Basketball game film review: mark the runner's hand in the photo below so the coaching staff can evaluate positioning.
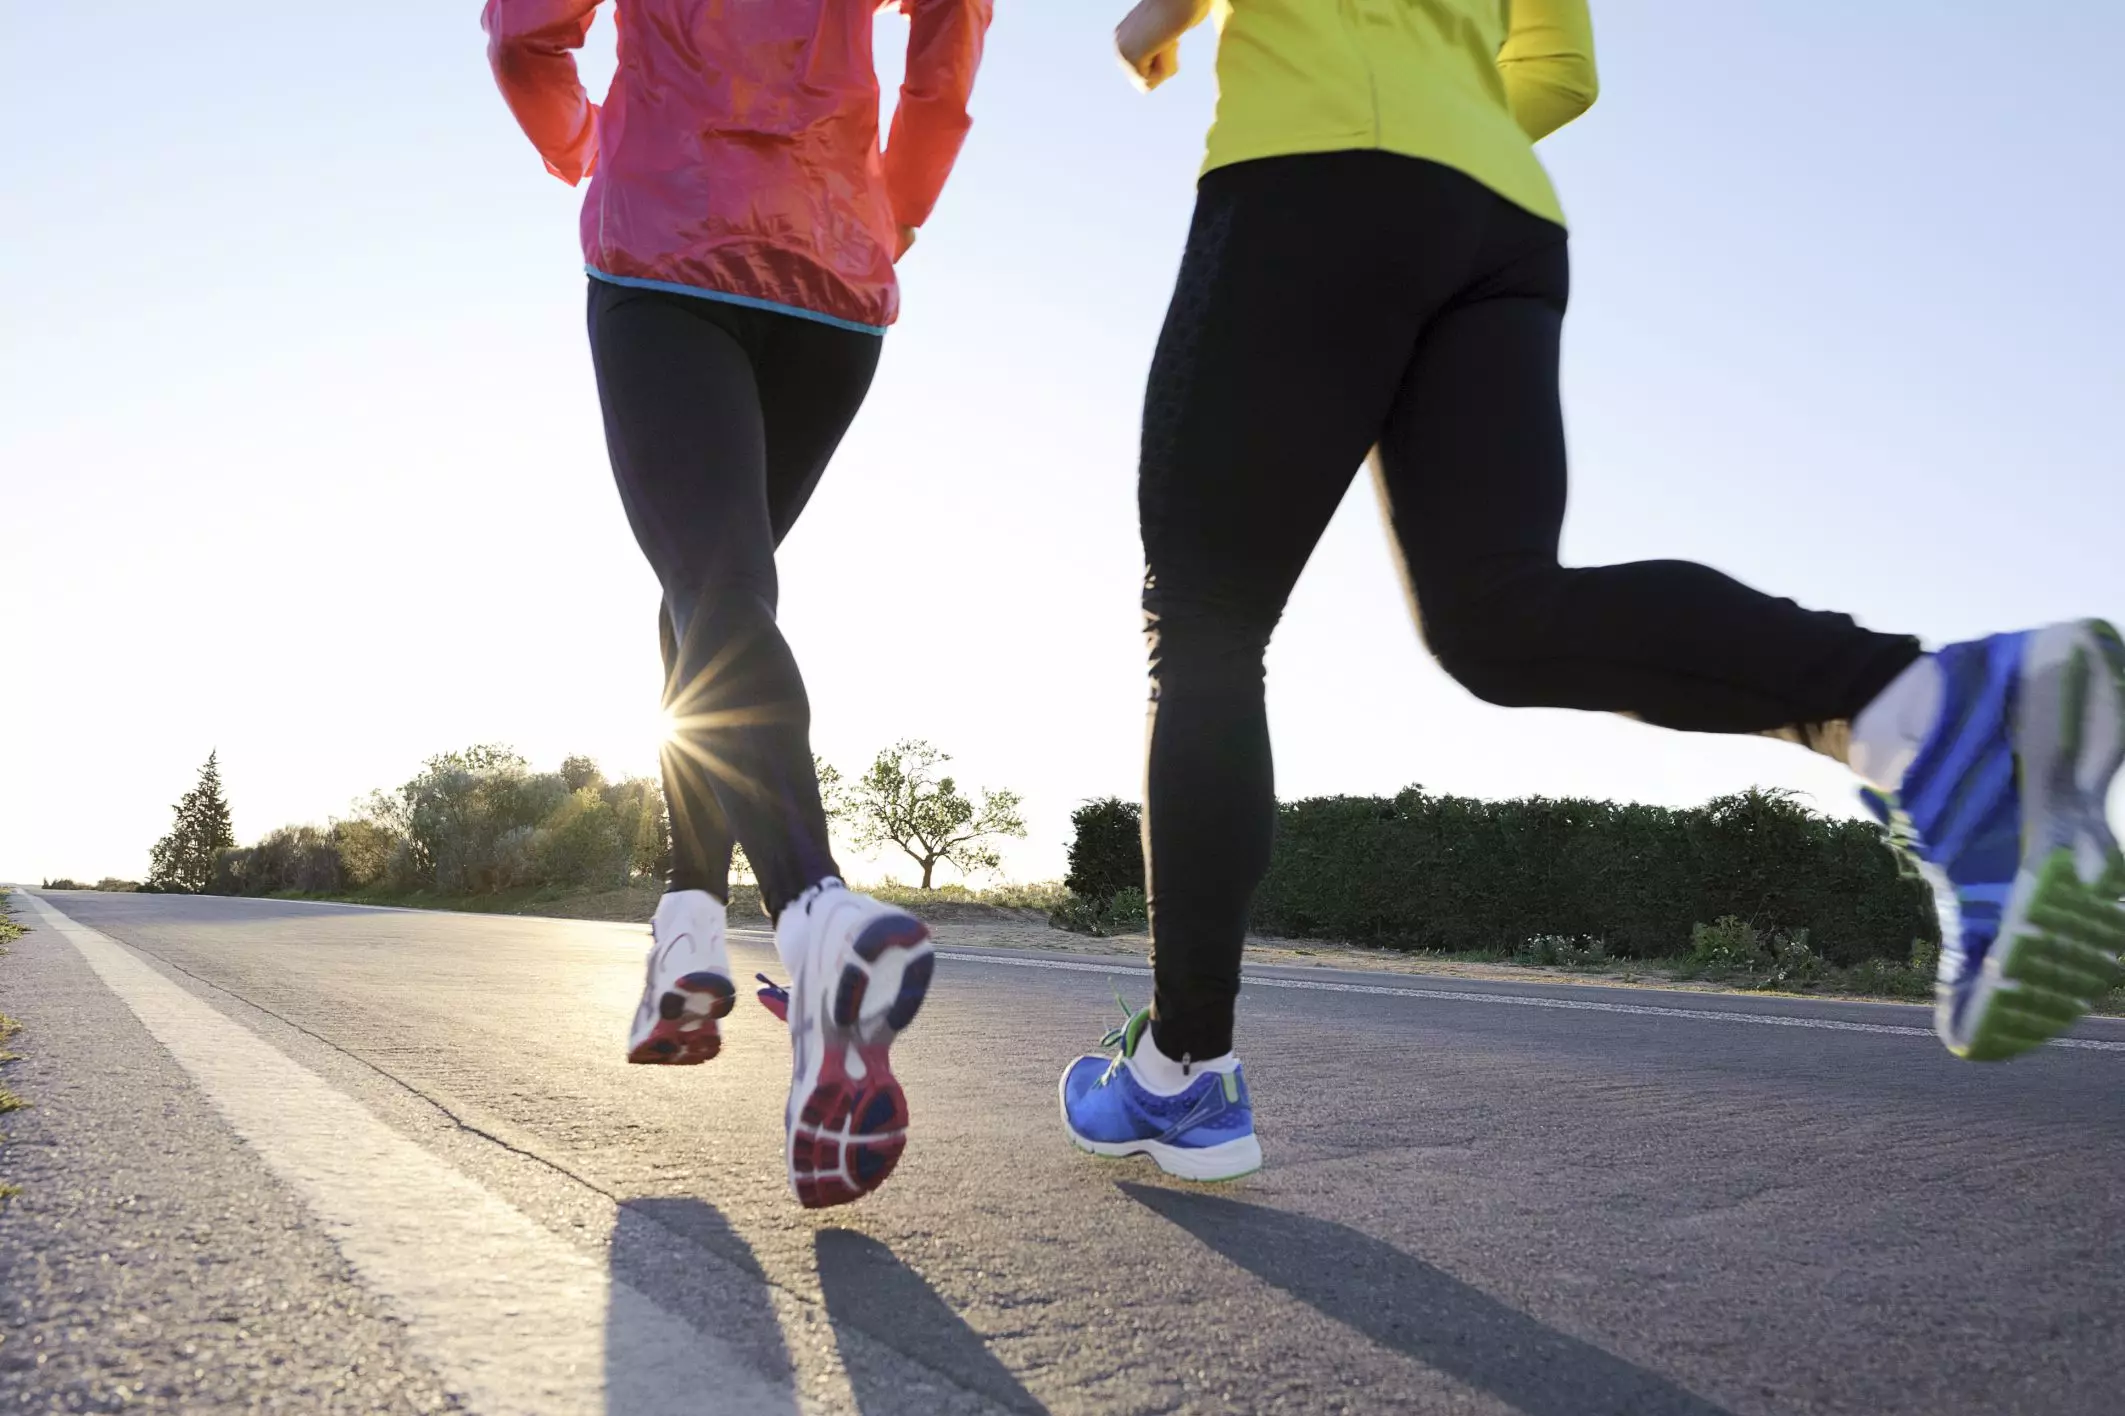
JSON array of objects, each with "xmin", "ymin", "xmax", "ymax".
[
  {"xmin": 895, "ymin": 225, "xmax": 919, "ymax": 262},
  {"xmin": 1116, "ymin": 0, "xmax": 1209, "ymax": 93},
  {"xmin": 1121, "ymin": 39, "xmax": 1181, "ymax": 92}
]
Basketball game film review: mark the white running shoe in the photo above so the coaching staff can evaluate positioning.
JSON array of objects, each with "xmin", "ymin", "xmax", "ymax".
[
  {"xmin": 626, "ymin": 889, "xmax": 736, "ymax": 1065},
  {"xmin": 773, "ymin": 880, "xmax": 934, "ymax": 1208}
]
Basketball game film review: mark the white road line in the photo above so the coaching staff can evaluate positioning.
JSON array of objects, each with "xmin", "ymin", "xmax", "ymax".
[
  {"xmin": 22, "ymin": 893, "xmax": 798, "ymax": 1416},
  {"xmin": 929, "ymin": 949, "xmax": 2125, "ymax": 1054}
]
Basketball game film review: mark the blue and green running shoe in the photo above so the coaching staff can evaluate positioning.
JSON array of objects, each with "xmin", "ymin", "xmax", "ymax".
[
  {"xmin": 1865, "ymin": 620, "xmax": 2125, "ymax": 1061},
  {"xmin": 1059, "ymin": 1004, "xmax": 1262, "ymax": 1180}
]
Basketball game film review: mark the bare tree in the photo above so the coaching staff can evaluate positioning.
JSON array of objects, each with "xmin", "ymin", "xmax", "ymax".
[{"xmin": 847, "ymin": 740, "xmax": 1026, "ymax": 889}]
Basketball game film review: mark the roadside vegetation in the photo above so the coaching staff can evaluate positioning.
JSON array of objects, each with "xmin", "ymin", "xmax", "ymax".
[
  {"xmin": 99, "ymin": 750, "xmax": 2123, "ymax": 1013},
  {"xmin": 1, "ymin": 888, "xmax": 28, "ymax": 1208},
  {"xmin": 1349, "ymin": 923, "xmax": 1951, "ymax": 1004},
  {"xmin": 1047, "ymin": 790, "xmax": 2028, "ymax": 1008},
  {"xmin": 125, "ymin": 739, "xmax": 1032, "ymax": 917},
  {"xmin": 274, "ymin": 877, "xmax": 1069, "ymax": 927}
]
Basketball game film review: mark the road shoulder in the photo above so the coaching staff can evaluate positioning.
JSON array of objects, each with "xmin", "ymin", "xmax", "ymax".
[{"xmin": 0, "ymin": 899, "xmax": 462, "ymax": 1412}]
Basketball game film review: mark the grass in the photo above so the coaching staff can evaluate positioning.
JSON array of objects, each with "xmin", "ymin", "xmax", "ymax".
[
  {"xmin": 0, "ymin": 890, "xmax": 25, "ymax": 1208},
  {"xmin": 1387, "ymin": 941, "xmax": 1942, "ymax": 1002},
  {"xmin": 865, "ymin": 880, "xmax": 1068, "ymax": 914},
  {"xmin": 1352, "ymin": 938, "xmax": 2125, "ymax": 1013},
  {"xmin": 266, "ymin": 876, "xmax": 1069, "ymax": 927},
  {"xmin": 1, "ymin": 888, "xmax": 22, "ymax": 1062}
]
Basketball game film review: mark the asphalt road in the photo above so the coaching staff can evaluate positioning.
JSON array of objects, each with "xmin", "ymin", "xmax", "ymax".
[{"xmin": 3, "ymin": 890, "xmax": 2122, "ymax": 1415}]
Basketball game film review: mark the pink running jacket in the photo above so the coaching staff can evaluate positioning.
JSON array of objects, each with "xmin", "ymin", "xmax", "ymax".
[{"xmin": 484, "ymin": 1, "xmax": 991, "ymax": 332}]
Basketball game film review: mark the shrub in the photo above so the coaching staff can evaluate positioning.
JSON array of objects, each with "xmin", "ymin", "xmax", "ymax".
[
  {"xmin": 1064, "ymin": 798, "xmax": 1143, "ymax": 903},
  {"xmin": 1050, "ymin": 886, "xmax": 1148, "ymax": 938},
  {"xmin": 331, "ymin": 819, "xmax": 398, "ymax": 888},
  {"xmin": 208, "ymin": 848, "xmax": 251, "ymax": 895},
  {"xmin": 491, "ymin": 825, "xmax": 540, "ymax": 890},
  {"xmin": 384, "ymin": 835, "xmax": 426, "ymax": 893},
  {"xmin": 1909, "ymin": 935, "xmax": 1941, "ymax": 982},
  {"xmin": 211, "ymin": 826, "xmax": 345, "ymax": 897},
  {"xmin": 1690, "ymin": 917, "xmax": 1766, "ymax": 971},
  {"xmin": 604, "ymin": 776, "xmax": 670, "ymax": 883},
  {"xmin": 1522, "ymin": 934, "xmax": 1611, "ymax": 967},
  {"xmin": 1845, "ymin": 956, "xmax": 1931, "ymax": 999},
  {"xmin": 1762, "ymin": 930, "xmax": 1826, "ymax": 987},
  {"xmin": 533, "ymin": 788, "xmax": 631, "ymax": 889},
  {"xmin": 40, "ymin": 878, "xmax": 86, "ymax": 891}
]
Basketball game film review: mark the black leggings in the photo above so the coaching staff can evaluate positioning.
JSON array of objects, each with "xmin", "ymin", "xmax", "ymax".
[
  {"xmin": 587, "ymin": 279, "xmax": 881, "ymax": 916},
  {"xmin": 1140, "ymin": 153, "xmax": 1921, "ymax": 1060}
]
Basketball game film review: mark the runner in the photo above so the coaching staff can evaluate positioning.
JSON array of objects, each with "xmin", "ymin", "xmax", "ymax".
[
  {"xmin": 1061, "ymin": 0, "xmax": 2125, "ymax": 1181},
  {"xmin": 484, "ymin": 0, "xmax": 990, "ymax": 1208}
]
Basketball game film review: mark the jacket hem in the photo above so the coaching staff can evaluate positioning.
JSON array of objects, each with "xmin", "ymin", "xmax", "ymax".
[{"xmin": 583, "ymin": 267, "xmax": 889, "ymax": 336}]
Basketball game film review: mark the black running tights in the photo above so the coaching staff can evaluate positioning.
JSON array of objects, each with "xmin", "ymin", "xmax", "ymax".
[
  {"xmin": 1140, "ymin": 152, "xmax": 1921, "ymax": 1060},
  {"xmin": 587, "ymin": 278, "xmax": 880, "ymax": 917}
]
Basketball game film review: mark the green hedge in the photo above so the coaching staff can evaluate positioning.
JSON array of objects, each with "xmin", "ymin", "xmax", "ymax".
[
  {"xmin": 1250, "ymin": 787, "xmax": 1936, "ymax": 965},
  {"xmin": 1060, "ymin": 785, "xmax": 1939, "ymax": 964}
]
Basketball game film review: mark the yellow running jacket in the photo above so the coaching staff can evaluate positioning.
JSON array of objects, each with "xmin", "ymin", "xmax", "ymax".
[{"xmin": 1204, "ymin": 0, "xmax": 1597, "ymax": 225}]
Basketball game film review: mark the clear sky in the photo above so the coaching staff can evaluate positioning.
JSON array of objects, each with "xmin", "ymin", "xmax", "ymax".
[{"xmin": 5, "ymin": 3, "xmax": 2122, "ymax": 886}]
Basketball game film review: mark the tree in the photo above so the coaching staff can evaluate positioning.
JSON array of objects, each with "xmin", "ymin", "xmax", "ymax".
[
  {"xmin": 560, "ymin": 754, "xmax": 606, "ymax": 793},
  {"xmin": 814, "ymin": 756, "xmax": 849, "ymax": 826},
  {"xmin": 148, "ymin": 750, "xmax": 237, "ymax": 894},
  {"xmin": 388, "ymin": 744, "xmax": 545, "ymax": 892},
  {"xmin": 847, "ymin": 740, "xmax": 1026, "ymax": 889}
]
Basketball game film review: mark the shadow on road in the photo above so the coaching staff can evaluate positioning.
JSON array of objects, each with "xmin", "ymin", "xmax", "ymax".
[
  {"xmin": 606, "ymin": 1196, "xmax": 800, "ymax": 1413},
  {"xmin": 815, "ymin": 1228, "xmax": 1050, "ymax": 1415},
  {"xmin": 1120, "ymin": 1182, "xmax": 1733, "ymax": 1416}
]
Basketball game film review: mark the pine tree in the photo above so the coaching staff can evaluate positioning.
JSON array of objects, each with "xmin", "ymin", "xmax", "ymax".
[{"xmin": 148, "ymin": 751, "xmax": 237, "ymax": 894}]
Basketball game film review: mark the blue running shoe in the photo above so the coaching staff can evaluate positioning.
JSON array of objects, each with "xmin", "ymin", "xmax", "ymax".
[
  {"xmin": 1059, "ymin": 1004, "xmax": 1262, "ymax": 1181},
  {"xmin": 1865, "ymin": 620, "xmax": 2125, "ymax": 1061}
]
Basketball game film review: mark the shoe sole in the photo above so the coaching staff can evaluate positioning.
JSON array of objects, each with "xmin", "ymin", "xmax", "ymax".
[
  {"xmin": 626, "ymin": 972, "xmax": 736, "ymax": 1066},
  {"xmin": 1055, "ymin": 1069, "xmax": 1263, "ymax": 1182},
  {"xmin": 1064, "ymin": 1131, "xmax": 1264, "ymax": 1183},
  {"xmin": 1949, "ymin": 620, "xmax": 2125, "ymax": 1061},
  {"xmin": 786, "ymin": 913, "xmax": 934, "ymax": 1209}
]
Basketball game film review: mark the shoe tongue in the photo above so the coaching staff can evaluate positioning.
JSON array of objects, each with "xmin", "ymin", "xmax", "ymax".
[{"xmin": 1120, "ymin": 1007, "xmax": 1153, "ymax": 1058}]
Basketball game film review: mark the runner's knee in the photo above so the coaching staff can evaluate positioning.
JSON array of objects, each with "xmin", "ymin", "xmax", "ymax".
[
  {"xmin": 1143, "ymin": 590, "xmax": 1279, "ymax": 696},
  {"xmin": 1419, "ymin": 563, "xmax": 1573, "ymax": 707}
]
